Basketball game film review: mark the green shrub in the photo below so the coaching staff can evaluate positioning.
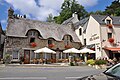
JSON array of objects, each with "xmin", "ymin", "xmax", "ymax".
[
  {"xmin": 4, "ymin": 54, "xmax": 11, "ymax": 64},
  {"xmin": 95, "ymin": 60, "xmax": 107, "ymax": 65},
  {"xmin": 70, "ymin": 62, "xmax": 74, "ymax": 66},
  {"xmin": 86, "ymin": 59, "xmax": 95, "ymax": 65}
]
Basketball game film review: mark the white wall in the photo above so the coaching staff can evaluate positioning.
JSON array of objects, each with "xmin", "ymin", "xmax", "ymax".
[
  {"xmin": 75, "ymin": 26, "xmax": 84, "ymax": 45},
  {"xmin": 86, "ymin": 16, "xmax": 102, "ymax": 59}
]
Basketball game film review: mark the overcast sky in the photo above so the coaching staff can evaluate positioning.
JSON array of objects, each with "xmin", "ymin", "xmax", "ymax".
[{"xmin": 0, "ymin": 0, "xmax": 113, "ymax": 30}]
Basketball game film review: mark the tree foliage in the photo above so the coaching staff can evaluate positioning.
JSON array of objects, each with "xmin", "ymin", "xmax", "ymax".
[
  {"xmin": 104, "ymin": 0, "xmax": 120, "ymax": 16},
  {"xmin": 46, "ymin": 13, "xmax": 54, "ymax": 22},
  {"xmin": 54, "ymin": 0, "xmax": 88, "ymax": 24}
]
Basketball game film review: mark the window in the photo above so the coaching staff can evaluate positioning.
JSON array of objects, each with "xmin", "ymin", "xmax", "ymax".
[
  {"xmin": 12, "ymin": 51, "xmax": 18, "ymax": 59},
  {"xmin": 30, "ymin": 51, "xmax": 35, "ymax": 60},
  {"xmin": 79, "ymin": 28, "xmax": 82, "ymax": 35},
  {"xmin": 48, "ymin": 39, "xmax": 52, "ymax": 44},
  {"xmin": 30, "ymin": 38, "xmax": 35, "ymax": 43},
  {"xmin": 106, "ymin": 20, "xmax": 111, "ymax": 24},
  {"xmin": 108, "ymin": 33, "xmax": 112, "ymax": 39},
  {"xmin": 84, "ymin": 39, "xmax": 86, "ymax": 45},
  {"xmin": 63, "ymin": 35, "xmax": 73, "ymax": 45}
]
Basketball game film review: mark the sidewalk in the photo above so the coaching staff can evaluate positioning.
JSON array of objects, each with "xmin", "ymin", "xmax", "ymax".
[{"xmin": 0, "ymin": 63, "xmax": 69, "ymax": 68}]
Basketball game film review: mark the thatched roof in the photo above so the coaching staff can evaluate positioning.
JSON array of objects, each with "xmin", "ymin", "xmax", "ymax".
[{"xmin": 6, "ymin": 18, "xmax": 80, "ymax": 42}]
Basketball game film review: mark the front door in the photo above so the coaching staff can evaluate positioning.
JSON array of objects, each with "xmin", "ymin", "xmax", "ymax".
[{"xmin": 24, "ymin": 50, "xmax": 30, "ymax": 64}]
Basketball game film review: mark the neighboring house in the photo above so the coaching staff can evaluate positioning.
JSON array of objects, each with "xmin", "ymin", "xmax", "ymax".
[
  {"xmin": 3, "ymin": 8, "xmax": 81, "ymax": 64},
  {"xmin": 85, "ymin": 15, "xmax": 120, "ymax": 60},
  {"xmin": 0, "ymin": 23, "xmax": 5, "ymax": 59},
  {"xmin": 63, "ymin": 13, "xmax": 120, "ymax": 60}
]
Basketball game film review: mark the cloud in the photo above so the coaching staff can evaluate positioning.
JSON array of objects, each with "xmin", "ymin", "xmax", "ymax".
[
  {"xmin": 78, "ymin": 0, "xmax": 98, "ymax": 7},
  {"xmin": 1, "ymin": 19, "xmax": 7, "ymax": 24},
  {"xmin": 4, "ymin": 0, "xmax": 98, "ymax": 21}
]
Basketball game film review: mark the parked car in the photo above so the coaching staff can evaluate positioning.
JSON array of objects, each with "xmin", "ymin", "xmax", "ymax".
[{"xmin": 77, "ymin": 63, "xmax": 120, "ymax": 80}]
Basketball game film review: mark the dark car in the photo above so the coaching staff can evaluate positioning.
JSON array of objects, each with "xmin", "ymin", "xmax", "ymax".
[{"xmin": 77, "ymin": 63, "xmax": 120, "ymax": 80}]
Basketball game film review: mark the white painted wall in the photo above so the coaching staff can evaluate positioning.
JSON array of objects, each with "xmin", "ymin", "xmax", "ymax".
[
  {"xmin": 86, "ymin": 16, "xmax": 102, "ymax": 59},
  {"xmin": 75, "ymin": 26, "xmax": 84, "ymax": 45}
]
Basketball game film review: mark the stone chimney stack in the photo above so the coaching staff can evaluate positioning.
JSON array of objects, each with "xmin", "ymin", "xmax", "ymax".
[
  {"xmin": 72, "ymin": 12, "xmax": 78, "ymax": 19},
  {"xmin": 8, "ymin": 7, "xmax": 14, "ymax": 19}
]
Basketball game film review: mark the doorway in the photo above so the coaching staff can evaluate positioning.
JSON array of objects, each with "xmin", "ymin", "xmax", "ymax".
[{"xmin": 24, "ymin": 50, "xmax": 30, "ymax": 64}]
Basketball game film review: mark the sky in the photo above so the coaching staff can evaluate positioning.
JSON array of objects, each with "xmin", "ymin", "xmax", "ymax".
[{"xmin": 0, "ymin": 0, "xmax": 113, "ymax": 30}]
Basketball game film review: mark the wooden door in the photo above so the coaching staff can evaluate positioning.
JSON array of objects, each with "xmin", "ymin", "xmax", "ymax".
[{"xmin": 24, "ymin": 50, "xmax": 30, "ymax": 64}]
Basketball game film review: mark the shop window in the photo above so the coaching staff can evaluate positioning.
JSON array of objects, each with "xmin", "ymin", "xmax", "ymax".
[{"xmin": 12, "ymin": 51, "xmax": 18, "ymax": 59}]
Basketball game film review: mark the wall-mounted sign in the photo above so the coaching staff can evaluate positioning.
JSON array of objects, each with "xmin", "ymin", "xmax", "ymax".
[{"xmin": 90, "ymin": 34, "xmax": 99, "ymax": 41}]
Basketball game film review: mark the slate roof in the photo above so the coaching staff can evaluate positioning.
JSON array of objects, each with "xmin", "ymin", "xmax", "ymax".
[
  {"xmin": 62, "ymin": 17, "xmax": 74, "ymax": 25},
  {"xmin": 6, "ymin": 18, "xmax": 80, "ymax": 42},
  {"xmin": 91, "ymin": 14, "xmax": 120, "ymax": 25}
]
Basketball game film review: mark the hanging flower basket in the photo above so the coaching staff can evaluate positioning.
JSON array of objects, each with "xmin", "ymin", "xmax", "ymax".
[
  {"xmin": 106, "ymin": 24, "xmax": 112, "ymax": 28},
  {"xmin": 108, "ymin": 38, "xmax": 114, "ymax": 43},
  {"xmin": 30, "ymin": 42, "xmax": 37, "ymax": 47},
  {"xmin": 48, "ymin": 44, "xmax": 54, "ymax": 48},
  {"xmin": 65, "ymin": 45, "xmax": 71, "ymax": 49}
]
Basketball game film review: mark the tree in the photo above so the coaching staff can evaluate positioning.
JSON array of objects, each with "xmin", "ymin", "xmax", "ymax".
[
  {"xmin": 54, "ymin": 0, "xmax": 88, "ymax": 24},
  {"xmin": 46, "ymin": 13, "xmax": 54, "ymax": 22},
  {"xmin": 104, "ymin": 0, "xmax": 120, "ymax": 16}
]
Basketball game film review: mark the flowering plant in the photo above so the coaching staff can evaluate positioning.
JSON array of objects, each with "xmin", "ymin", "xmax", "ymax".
[
  {"xmin": 65, "ymin": 45, "xmax": 71, "ymax": 49},
  {"xmin": 30, "ymin": 42, "xmax": 37, "ymax": 47},
  {"xmin": 48, "ymin": 44, "xmax": 54, "ymax": 48},
  {"xmin": 106, "ymin": 24, "xmax": 112, "ymax": 28},
  {"xmin": 108, "ymin": 38, "xmax": 114, "ymax": 43}
]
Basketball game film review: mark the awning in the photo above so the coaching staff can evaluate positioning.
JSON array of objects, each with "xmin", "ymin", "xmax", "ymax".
[{"xmin": 104, "ymin": 47, "xmax": 120, "ymax": 51}]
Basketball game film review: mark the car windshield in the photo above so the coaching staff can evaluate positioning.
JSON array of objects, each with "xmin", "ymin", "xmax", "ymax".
[{"xmin": 104, "ymin": 64, "xmax": 120, "ymax": 78}]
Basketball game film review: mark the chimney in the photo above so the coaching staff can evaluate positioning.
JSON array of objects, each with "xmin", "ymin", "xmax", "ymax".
[
  {"xmin": 8, "ymin": 7, "xmax": 14, "ymax": 19},
  {"xmin": 72, "ymin": 12, "xmax": 78, "ymax": 19}
]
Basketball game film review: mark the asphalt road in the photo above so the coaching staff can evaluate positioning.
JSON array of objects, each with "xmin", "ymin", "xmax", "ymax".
[{"xmin": 0, "ymin": 66, "xmax": 105, "ymax": 80}]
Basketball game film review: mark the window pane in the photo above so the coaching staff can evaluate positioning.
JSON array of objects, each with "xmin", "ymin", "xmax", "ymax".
[
  {"xmin": 48, "ymin": 40, "xmax": 52, "ymax": 44},
  {"xmin": 107, "ymin": 20, "xmax": 111, "ymax": 24},
  {"xmin": 31, "ymin": 51, "xmax": 35, "ymax": 60},
  {"xmin": 36, "ymin": 54, "xmax": 40, "ymax": 59},
  {"xmin": 79, "ymin": 28, "xmax": 82, "ymax": 35},
  {"xmin": 13, "ymin": 51, "xmax": 18, "ymax": 59},
  {"xmin": 30, "ymin": 38, "xmax": 35, "ymax": 43},
  {"xmin": 108, "ymin": 33, "xmax": 112, "ymax": 39}
]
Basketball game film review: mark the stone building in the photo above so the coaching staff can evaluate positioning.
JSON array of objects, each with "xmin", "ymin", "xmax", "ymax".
[{"xmin": 3, "ymin": 8, "xmax": 81, "ymax": 64}]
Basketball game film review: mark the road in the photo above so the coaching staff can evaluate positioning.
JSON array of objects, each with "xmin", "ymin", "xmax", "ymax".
[{"xmin": 0, "ymin": 66, "xmax": 105, "ymax": 80}]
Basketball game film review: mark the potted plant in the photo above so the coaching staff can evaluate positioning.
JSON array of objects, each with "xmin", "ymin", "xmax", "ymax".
[
  {"xmin": 30, "ymin": 42, "xmax": 37, "ymax": 47},
  {"xmin": 108, "ymin": 38, "xmax": 114, "ymax": 43},
  {"xmin": 65, "ymin": 45, "xmax": 71, "ymax": 49},
  {"xmin": 107, "ymin": 24, "xmax": 112, "ymax": 28},
  {"xmin": 48, "ymin": 44, "xmax": 54, "ymax": 48}
]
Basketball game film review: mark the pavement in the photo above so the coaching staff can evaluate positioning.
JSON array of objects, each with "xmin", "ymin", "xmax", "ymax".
[{"xmin": 0, "ymin": 63, "xmax": 70, "ymax": 68}]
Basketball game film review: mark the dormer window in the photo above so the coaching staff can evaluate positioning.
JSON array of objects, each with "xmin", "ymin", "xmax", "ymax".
[
  {"xmin": 63, "ymin": 35, "xmax": 73, "ymax": 45},
  {"xmin": 30, "ymin": 38, "xmax": 35, "ymax": 43},
  {"xmin": 106, "ymin": 20, "xmax": 111, "ymax": 24},
  {"xmin": 48, "ymin": 39, "xmax": 52, "ymax": 45},
  {"xmin": 48, "ymin": 39, "xmax": 54, "ymax": 48}
]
